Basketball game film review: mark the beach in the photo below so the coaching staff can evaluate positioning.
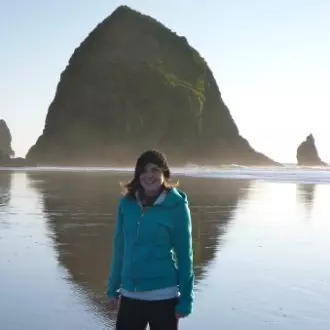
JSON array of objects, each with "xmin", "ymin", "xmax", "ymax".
[{"xmin": 1, "ymin": 167, "xmax": 330, "ymax": 329}]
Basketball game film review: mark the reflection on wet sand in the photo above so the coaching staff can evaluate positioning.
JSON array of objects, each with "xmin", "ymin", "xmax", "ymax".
[
  {"xmin": 27, "ymin": 171, "xmax": 249, "ymax": 321},
  {"xmin": 0, "ymin": 171, "xmax": 11, "ymax": 212},
  {"xmin": 178, "ymin": 176, "xmax": 249, "ymax": 280},
  {"xmin": 296, "ymin": 183, "xmax": 316, "ymax": 214}
]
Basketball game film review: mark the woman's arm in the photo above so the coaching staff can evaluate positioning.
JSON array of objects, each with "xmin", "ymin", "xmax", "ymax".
[
  {"xmin": 173, "ymin": 201, "xmax": 194, "ymax": 317},
  {"xmin": 107, "ymin": 200, "xmax": 124, "ymax": 299}
]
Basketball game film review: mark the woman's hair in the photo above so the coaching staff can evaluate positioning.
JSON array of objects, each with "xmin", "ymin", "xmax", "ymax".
[
  {"xmin": 120, "ymin": 177, "xmax": 179, "ymax": 198},
  {"xmin": 120, "ymin": 149, "xmax": 179, "ymax": 198}
]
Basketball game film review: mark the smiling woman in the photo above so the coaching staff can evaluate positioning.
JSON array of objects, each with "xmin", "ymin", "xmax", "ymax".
[
  {"xmin": 107, "ymin": 149, "xmax": 194, "ymax": 330},
  {"xmin": 122, "ymin": 150, "xmax": 178, "ymax": 200}
]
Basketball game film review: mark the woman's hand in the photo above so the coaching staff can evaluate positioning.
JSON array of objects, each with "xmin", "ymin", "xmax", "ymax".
[{"xmin": 108, "ymin": 297, "xmax": 120, "ymax": 311}]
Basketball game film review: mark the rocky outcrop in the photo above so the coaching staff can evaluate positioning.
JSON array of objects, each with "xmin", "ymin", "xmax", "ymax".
[
  {"xmin": 0, "ymin": 157, "xmax": 36, "ymax": 167},
  {"xmin": 297, "ymin": 134, "xmax": 327, "ymax": 166},
  {"xmin": 0, "ymin": 119, "xmax": 36, "ymax": 167},
  {"xmin": 0, "ymin": 119, "xmax": 14, "ymax": 160},
  {"xmin": 26, "ymin": 5, "xmax": 278, "ymax": 166}
]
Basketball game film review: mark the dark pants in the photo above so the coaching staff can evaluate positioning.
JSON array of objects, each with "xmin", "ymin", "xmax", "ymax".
[{"xmin": 115, "ymin": 296, "xmax": 178, "ymax": 330}]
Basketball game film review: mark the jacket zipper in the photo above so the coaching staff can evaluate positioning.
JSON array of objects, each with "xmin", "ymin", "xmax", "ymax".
[
  {"xmin": 132, "ymin": 203, "xmax": 163, "ymax": 291},
  {"xmin": 133, "ymin": 206, "xmax": 145, "ymax": 291}
]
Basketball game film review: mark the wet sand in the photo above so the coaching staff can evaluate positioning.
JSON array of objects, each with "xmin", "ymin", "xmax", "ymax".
[{"xmin": 1, "ymin": 170, "xmax": 330, "ymax": 329}]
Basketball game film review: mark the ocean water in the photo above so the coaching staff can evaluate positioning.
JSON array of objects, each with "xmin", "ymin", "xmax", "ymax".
[{"xmin": 0, "ymin": 167, "xmax": 330, "ymax": 330}]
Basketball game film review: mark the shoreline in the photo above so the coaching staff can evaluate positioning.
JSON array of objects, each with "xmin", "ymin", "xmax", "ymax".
[
  {"xmin": 0, "ymin": 163, "xmax": 329, "ymax": 170},
  {"xmin": 1, "ymin": 165, "xmax": 330, "ymax": 185}
]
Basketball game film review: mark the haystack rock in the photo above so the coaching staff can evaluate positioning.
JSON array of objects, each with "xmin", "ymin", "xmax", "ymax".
[
  {"xmin": 297, "ymin": 134, "xmax": 327, "ymax": 166},
  {"xmin": 26, "ymin": 5, "xmax": 278, "ymax": 166}
]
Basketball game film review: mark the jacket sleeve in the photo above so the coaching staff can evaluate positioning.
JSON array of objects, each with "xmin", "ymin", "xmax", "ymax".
[
  {"xmin": 107, "ymin": 200, "xmax": 124, "ymax": 299},
  {"xmin": 172, "ymin": 201, "xmax": 194, "ymax": 316}
]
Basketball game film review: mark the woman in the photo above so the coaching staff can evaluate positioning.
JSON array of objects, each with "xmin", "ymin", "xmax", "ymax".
[{"xmin": 107, "ymin": 149, "xmax": 194, "ymax": 330}]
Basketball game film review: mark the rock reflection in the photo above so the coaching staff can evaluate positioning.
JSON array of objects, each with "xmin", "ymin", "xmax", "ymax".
[
  {"xmin": 0, "ymin": 171, "xmax": 11, "ymax": 211},
  {"xmin": 178, "ymin": 176, "xmax": 249, "ymax": 280},
  {"xmin": 27, "ymin": 171, "xmax": 249, "ymax": 321},
  {"xmin": 296, "ymin": 183, "xmax": 316, "ymax": 215}
]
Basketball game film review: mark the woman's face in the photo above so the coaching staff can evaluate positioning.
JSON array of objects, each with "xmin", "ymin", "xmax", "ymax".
[{"xmin": 139, "ymin": 163, "xmax": 165, "ymax": 195}]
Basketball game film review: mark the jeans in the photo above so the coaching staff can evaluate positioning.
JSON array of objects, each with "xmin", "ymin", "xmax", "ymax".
[{"xmin": 115, "ymin": 296, "xmax": 178, "ymax": 330}]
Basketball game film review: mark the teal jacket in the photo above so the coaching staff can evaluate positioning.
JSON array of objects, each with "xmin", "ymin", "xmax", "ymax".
[{"xmin": 107, "ymin": 187, "xmax": 194, "ymax": 316}]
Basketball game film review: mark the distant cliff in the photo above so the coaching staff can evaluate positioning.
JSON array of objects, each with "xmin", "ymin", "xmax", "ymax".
[
  {"xmin": 297, "ymin": 134, "xmax": 327, "ymax": 166},
  {"xmin": 0, "ymin": 119, "xmax": 35, "ymax": 167},
  {"xmin": 0, "ymin": 119, "xmax": 14, "ymax": 160},
  {"xmin": 27, "ymin": 5, "xmax": 278, "ymax": 166}
]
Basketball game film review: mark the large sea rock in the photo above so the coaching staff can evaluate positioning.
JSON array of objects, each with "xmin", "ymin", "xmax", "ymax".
[
  {"xmin": 0, "ymin": 119, "xmax": 14, "ymax": 160},
  {"xmin": 297, "ymin": 134, "xmax": 327, "ymax": 166},
  {"xmin": 0, "ymin": 119, "xmax": 36, "ymax": 167},
  {"xmin": 26, "ymin": 6, "xmax": 278, "ymax": 166}
]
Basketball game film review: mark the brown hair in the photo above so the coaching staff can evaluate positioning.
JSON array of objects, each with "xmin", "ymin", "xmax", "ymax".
[
  {"xmin": 120, "ymin": 149, "xmax": 179, "ymax": 198},
  {"xmin": 120, "ymin": 177, "xmax": 179, "ymax": 199}
]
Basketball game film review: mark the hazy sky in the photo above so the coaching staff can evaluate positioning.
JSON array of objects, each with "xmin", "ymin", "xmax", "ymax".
[{"xmin": 1, "ymin": 0, "xmax": 329, "ymax": 163}]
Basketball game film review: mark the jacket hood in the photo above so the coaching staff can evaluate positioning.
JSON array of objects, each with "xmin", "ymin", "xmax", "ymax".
[
  {"xmin": 128, "ymin": 187, "xmax": 188, "ymax": 209},
  {"xmin": 160, "ymin": 187, "xmax": 188, "ymax": 208}
]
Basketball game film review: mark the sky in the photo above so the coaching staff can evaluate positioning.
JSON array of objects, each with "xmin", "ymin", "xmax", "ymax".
[{"xmin": 1, "ymin": 0, "xmax": 329, "ymax": 163}]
